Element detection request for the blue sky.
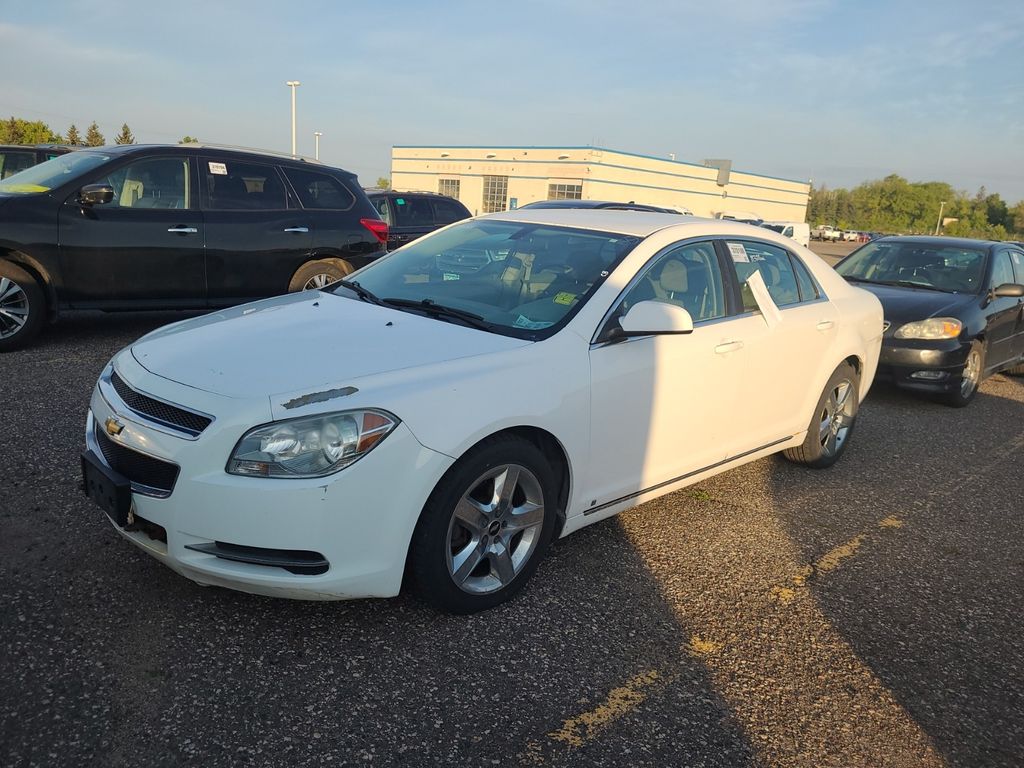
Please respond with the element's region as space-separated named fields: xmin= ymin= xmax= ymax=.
xmin=1 ymin=0 xmax=1021 ymax=200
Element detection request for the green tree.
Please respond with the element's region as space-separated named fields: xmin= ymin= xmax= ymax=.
xmin=375 ymin=177 xmax=391 ymax=190
xmin=113 ymin=123 xmax=135 ymax=145
xmin=179 ymin=135 xmax=199 ymax=144
xmin=85 ymin=121 xmax=105 ymax=147
xmin=65 ymin=124 xmax=82 ymax=145
xmin=0 ymin=116 xmax=60 ymax=144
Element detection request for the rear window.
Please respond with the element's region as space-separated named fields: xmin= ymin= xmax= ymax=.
xmin=393 ymin=195 xmax=435 ymax=226
xmin=0 ymin=151 xmax=36 ymax=180
xmin=284 ymin=168 xmax=356 ymax=210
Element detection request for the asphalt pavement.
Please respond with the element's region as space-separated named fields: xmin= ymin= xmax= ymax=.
xmin=2 ymin=302 xmax=1022 ymax=768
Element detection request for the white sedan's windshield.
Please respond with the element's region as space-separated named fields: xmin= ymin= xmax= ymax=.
xmin=0 ymin=151 xmax=111 ymax=195
xmin=336 ymin=220 xmax=640 ymax=338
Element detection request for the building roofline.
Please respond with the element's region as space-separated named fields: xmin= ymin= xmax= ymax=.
xmin=391 ymin=144 xmax=808 ymax=186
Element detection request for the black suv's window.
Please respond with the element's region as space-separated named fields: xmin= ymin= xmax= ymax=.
xmin=727 ymin=240 xmax=802 ymax=309
xmin=97 ymin=157 xmax=191 ymax=209
xmin=0 ymin=151 xmax=109 ymax=194
xmin=393 ymin=195 xmax=434 ymax=226
xmin=0 ymin=151 xmax=35 ymax=180
xmin=370 ymin=196 xmax=391 ymax=224
xmin=432 ymin=197 xmax=467 ymax=225
xmin=283 ymin=168 xmax=355 ymax=210
xmin=204 ymin=159 xmax=287 ymax=210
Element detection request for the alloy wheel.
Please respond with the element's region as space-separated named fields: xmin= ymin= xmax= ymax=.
xmin=445 ymin=464 xmax=546 ymax=595
xmin=818 ymin=379 xmax=855 ymax=457
xmin=303 ymin=273 xmax=337 ymax=290
xmin=0 ymin=277 xmax=29 ymax=340
xmin=961 ymin=349 xmax=981 ymax=398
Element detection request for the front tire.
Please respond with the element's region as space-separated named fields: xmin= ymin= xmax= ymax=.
xmin=784 ymin=362 xmax=860 ymax=468
xmin=943 ymin=341 xmax=984 ymax=408
xmin=288 ymin=259 xmax=353 ymax=292
xmin=408 ymin=435 xmax=558 ymax=614
xmin=0 ymin=259 xmax=46 ymax=352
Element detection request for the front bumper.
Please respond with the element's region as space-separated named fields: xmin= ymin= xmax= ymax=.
xmin=874 ymin=337 xmax=971 ymax=394
xmin=85 ymin=361 xmax=454 ymax=601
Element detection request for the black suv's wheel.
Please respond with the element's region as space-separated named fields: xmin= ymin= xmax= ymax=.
xmin=784 ymin=361 xmax=860 ymax=469
xmin=0 ymin=259 xmax=45 ymax=352
xmin=288 ymin=259 xmax=353 ymax=292
xmin=943 ymin=341 xmax=984 ymax=408
xmin=408 ymin=435 xmax=558 ymax=614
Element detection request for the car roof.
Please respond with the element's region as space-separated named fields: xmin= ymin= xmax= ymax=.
xmin=485 ymin=208 xmax=775 ymax=239
xmin=521 ymin=199 xmax=679 ymax=213
xmin=874 ymin=235 xmax=997 ymax=250
xmin=364 ymin=189 xmax=454 ymax=198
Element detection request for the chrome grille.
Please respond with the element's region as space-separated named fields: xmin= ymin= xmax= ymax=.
xmin=111 ymin=371 xmax=212 ymax=436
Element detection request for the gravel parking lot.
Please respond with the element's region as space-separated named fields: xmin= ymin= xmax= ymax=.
xmin=2 ymin=295 xmax=1022 ymax=767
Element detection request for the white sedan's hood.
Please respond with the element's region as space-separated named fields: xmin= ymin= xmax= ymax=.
xmin=131 ymin=291 xmax=529 ymax=399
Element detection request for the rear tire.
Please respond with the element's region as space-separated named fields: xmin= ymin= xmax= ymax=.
xmin=784 ymin=362 xmax=860 ymax=469
xmin=408 ymin=435 xmax=558 ymax=614
xmin=288 ymin=259 xmax=353 ymax=292
xmin=0 ymin=259 xmax=46 ymax=352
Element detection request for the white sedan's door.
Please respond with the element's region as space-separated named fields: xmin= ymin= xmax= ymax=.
xmin=585 ymin=241 xmax=743 ymax=510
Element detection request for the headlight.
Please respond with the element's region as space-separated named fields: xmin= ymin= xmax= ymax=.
xmin=227 ymin=409 xmax=398 ymax=478
xmin=893 ymin=317 xmax=962 ymax=340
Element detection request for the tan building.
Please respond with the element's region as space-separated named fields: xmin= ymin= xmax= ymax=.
xmin=390 ymin=145 xmax=810 ymax=222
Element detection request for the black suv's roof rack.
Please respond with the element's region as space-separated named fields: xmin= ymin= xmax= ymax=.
xmin=179 ymin=142 xmax=323 ymax=164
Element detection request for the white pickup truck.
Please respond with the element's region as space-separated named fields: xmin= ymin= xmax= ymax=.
xmin=811 ymin=224 xmax=841 ymax=241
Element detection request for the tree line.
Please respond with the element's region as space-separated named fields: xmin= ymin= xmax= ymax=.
xmin=808 ymin=174 xmax=1023 ymax=240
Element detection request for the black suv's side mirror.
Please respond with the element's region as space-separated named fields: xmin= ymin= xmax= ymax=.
xmin=78 ymin=184 xmax=114 ymax=206
xmin=990 ymin=283 xmax=1024 ymax=300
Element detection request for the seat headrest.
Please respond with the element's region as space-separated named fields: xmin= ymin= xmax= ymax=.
xmin=659 ymin=260 xmax=689 ymax=293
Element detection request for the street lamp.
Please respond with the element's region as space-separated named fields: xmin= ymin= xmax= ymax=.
xmin=286 ymin=80 xmax=301 ymax=156
xmin=934 ymin=201 xmax=946 ymax=236
xmin=314 ymin=131 xmax=323 ymax=161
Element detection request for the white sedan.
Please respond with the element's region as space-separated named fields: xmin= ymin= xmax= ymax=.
xmin=82 ymin=210 xmax=883 ymax=613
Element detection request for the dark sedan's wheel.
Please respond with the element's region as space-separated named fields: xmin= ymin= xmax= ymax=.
xmin=943 ymin=341 xmax=984 ymax=408
xmin=783 ymin=362 xmax=860 ymax=469
xmin=0 ymin=259 xmax=45 ymax=352
xmin=408 ymin=435 xmax=557 ymax=614
xmin=288 ymin=259 xmax=353 ymax=292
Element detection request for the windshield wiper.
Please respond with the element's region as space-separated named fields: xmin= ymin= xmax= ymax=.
xmin=381 ymin=298 xmax=493 ymax=331
xmin=873 ymin=280 xmax=950 ymax=292
xmin=337 ymin=279 xmax=385 ymax=305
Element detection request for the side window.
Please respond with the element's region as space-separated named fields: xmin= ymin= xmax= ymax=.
xmin=1009 ymin=250 xmax=1024 ymax=284
xmin=619 ymin=241 xmax=725 ymax=323
xmin=393 ymin=196 xmax=434 ymax=226
xmin=0 ymin=151 xmax=36 ymax=179
xmin=727 ymin=241 xmax=801 ymax=310
xmin=790 ymin=253 xmax=821 ymax=302
xmin=204 ymin=159 xmax=287 ymax=210
xmin=371 ymin=197 xmax=392 ymax=225
xmin=283 ymin=168 xmax=355 ymax=210
xmin=432 ymin=197 xmax=467 ymax=225
xmin=990 ymin=251 xmax=1016 ymax=289
xmin=96 ymin=157 xmax=190 ymax=209
xmin=783 ymin=226 xmax=794 ymax=237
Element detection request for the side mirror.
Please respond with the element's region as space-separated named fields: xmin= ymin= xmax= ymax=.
xmin=78 ymin=184 xmax=114 ymax=206
xmin=991 ymin=283 xmax=1024 ymax=299
xmin=618 ymin=300 xmax=694 ymax=337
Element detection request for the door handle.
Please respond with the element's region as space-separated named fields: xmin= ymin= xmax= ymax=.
xmin=714 ymin=340 xmax=744 ymax=354
xmin=167 ymin=226 xmax=198 ymax=234
xmin=284 ymin=226 xmax=309 ymax=233
xmin=816 ymin=320 xmax=835 ymax=331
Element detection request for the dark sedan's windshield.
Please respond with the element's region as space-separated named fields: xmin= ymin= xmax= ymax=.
xmin=836 ymin=241 xmax=987 ymax=294
xmin=331 ymin=220 xmax=640 ymax=338
xmin=0 ymin=151 xmax=111 ymax=195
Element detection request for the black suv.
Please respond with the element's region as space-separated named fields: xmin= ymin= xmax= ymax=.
xmin=0 ymin=144 xmax=387 ymax=350
xmin=0 ymin=144 xmax=75 ymax=180
xmin=365 ymin=190 xmax=471 ymax=251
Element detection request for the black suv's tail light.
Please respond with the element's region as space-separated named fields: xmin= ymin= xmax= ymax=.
xmin=360 ymin=218 xmax=389 ymax=246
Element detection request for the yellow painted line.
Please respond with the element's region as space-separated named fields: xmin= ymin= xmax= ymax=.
xmin=879 ymin=516 xmax=904 ymax=528
xmin=547 ymin=670 xmax=662 ymax=748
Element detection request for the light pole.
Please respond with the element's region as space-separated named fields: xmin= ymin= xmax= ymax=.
xmin=934 ymin=200 xmax=946 ymax=235
xmin=314 ymin=131 xmax=323 ymax=160
xmin=286 ymin=80 xmax=301 ymax=156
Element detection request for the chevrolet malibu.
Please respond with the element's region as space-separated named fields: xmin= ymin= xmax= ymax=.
xmin=82 ymin=210 xmax=883 ymax=613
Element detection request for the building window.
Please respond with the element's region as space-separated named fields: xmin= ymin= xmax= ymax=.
xmin=482 ymin=175 xmax=508 ymax=213
xmin=548 ymin=182 xmax=582 ymax=200
xmin=438 ymin=178 xmax=460 ymax=199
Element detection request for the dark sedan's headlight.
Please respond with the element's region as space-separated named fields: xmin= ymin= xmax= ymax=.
xmin=893 ymin=317 xmax=962 ymax=340
xmin=227 ymin=410 xmax=398 ymax=478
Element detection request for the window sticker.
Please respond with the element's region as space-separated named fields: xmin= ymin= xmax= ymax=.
xmin=395 ymin=198 xmax=406 ymax=205
xmin=728 ymin=242 xmax=749 ymax=263
xmin=553 ymin=291 xmax=577 ymax=305
xmin=513 ymin=315 xmax=553 ymax=330
xmin=442 ymin=272 xmax=460 ymax=281
xmin=208 ymin=162 xmax=227 ymax=175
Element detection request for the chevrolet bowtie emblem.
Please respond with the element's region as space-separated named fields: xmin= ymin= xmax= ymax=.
xmin=105 ymin=417 xmax=125 ymax=437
